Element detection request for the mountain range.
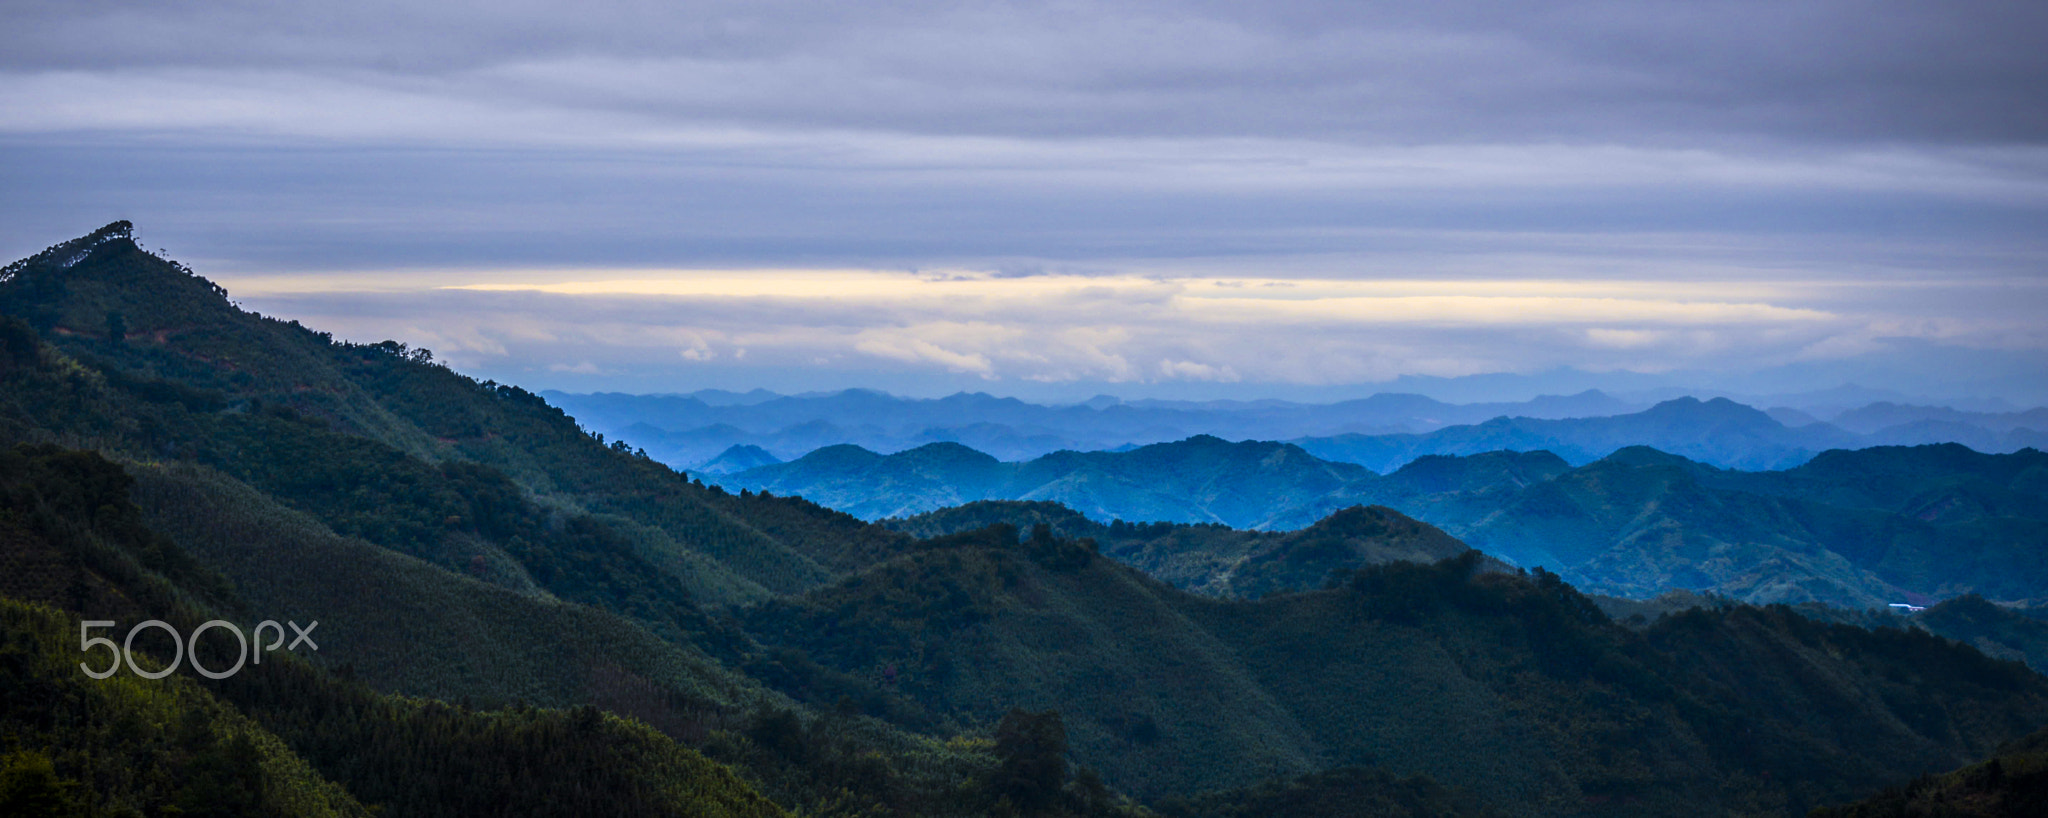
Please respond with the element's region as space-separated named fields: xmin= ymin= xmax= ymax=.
xmin=718 ymin=436 xmax=2048 ymax=609
xmin=4 ymin=223 xmax=2047 ymax=817
xmin=546 ymin=387 xmax=1642 ymax=467
xmin=546 ymin=385 xmax=2047 ymax=473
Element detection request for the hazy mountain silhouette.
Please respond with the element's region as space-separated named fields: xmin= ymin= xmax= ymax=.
xmin=552 ymin=387 xmax=2044 ymax=474
xmin=547 ymin=387 xmax=1651 ymax=465
xmin=699 ymin=443 xmax=783 ymax=474
xmin=1292 ymin=396 xmax=1863 ymax=472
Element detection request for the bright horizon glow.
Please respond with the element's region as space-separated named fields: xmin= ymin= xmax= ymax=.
xmin=434 ymin=272 xmax=1836 ymax=326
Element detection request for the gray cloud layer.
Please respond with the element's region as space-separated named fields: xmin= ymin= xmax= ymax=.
xmin=2 ymin=1 xmax=2044 ymax=401
xmin=8 ymin=0 xmax=2046 ymax=145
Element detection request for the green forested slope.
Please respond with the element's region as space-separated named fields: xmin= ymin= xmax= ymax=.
xmin=124 ymin=458 xmax=759 ymax=710
xmin=1 ymin=599 xmax=373 ymax=818
xmin=0 ymin=442 xmax=790 ymax=818
xmin=743 ymin=525 xmax=1323 ymax=799
xmin=0 ymin=448 xmax=1147 ymax=815
xmin=0 ymin=222 xmax=895 ymax=605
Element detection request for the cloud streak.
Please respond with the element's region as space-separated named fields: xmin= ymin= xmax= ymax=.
xmin=215 ymin=265 xmax=2011 ymax=396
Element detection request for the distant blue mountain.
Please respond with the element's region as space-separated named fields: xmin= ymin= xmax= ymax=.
xmin=1291 ymin=396 xmax=1861 ymax=472
xmin=550 ymin=388 xmax=2044 ymax=474
xmin=697 ymin=443 xmax=782 ymax=475
xmin=545 ymin=387 xmax=1648 ymax=466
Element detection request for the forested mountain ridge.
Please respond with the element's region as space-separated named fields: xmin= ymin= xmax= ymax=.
xmin=0 ymin=221 xmax=909 ymax=605
xmin=889 ymin=499 xmax=2048 ymax=679
xmin=1446 ymin=444 xmax=2048 ymax=608
xmin=732 ymin=434 xmax=2048 ymax=608
xmin=5 ymin=223 xmax=2048 ymax=817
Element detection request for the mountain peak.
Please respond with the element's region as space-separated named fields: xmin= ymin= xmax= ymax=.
xmin=785 ymin=443 xmax=885 ymax=470
xmin=1598 ymin=445 xmax=1707 ymax=470
xmin=1641 ymin=395 xmax=1779 ymax=425
xmin=1301 ymin=504 xmax=1419 ymax=537
xmin=1 ymin=221 xmax=248 ymax=344
xmin=0 ymin=221 xmax=134 ymax=282
xmin=897 ymin=441 xmax=1003 ymax=466
xmin=697 ymin=443 xmax=781 ymax=475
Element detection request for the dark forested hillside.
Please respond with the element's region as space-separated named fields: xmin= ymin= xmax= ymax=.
xmin=744 ymin=526 xmax=2048 ymax=814
xmin=5 ymin=224 xmax=2047 ymax=817
xmin=1915 ymin=595 xmax=2048 ymax=675
xmin=888 ymin=501 xmax=1478 ymax=598
xmin=0 ymin=442 xmax=788 ymax=818
xmin=1809 ymin=723 xmax=2048 ymax=817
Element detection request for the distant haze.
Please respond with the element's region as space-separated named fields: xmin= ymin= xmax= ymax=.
xmin=550 ymin=389 xmax=2048 ymax=473
xmin=2 ymin=1 xmax=2043 ymax=403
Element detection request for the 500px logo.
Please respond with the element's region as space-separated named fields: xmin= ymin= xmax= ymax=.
xmin=79 ymin=619 xmax=319 ymax=680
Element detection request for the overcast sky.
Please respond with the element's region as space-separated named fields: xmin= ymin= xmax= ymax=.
xmin=3 ymin=0 xmax=2044 ymax=403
